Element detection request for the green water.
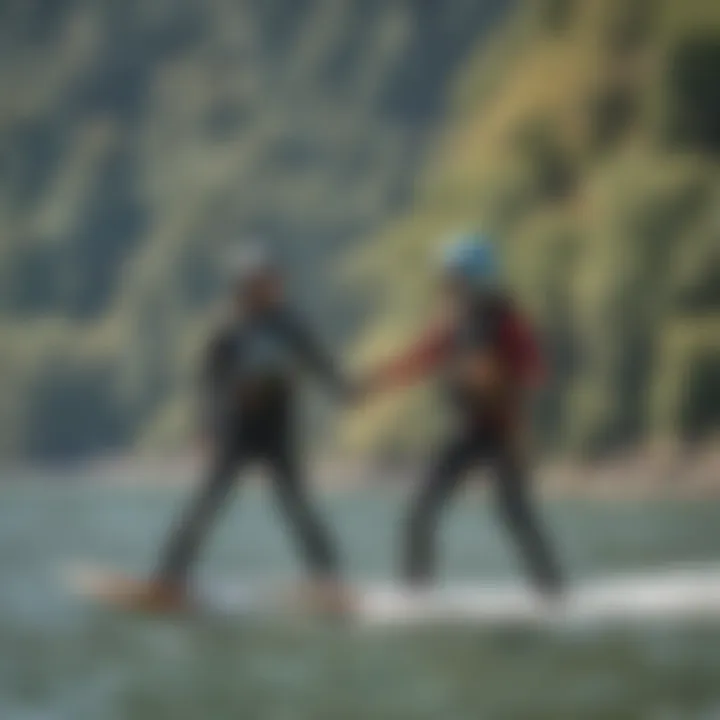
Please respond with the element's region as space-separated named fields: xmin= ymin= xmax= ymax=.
xmin=2 ymin=475 xmax=720 ymax=719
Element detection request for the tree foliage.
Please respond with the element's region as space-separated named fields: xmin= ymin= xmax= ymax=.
xmin=347 ymin=0 xmax=720 ymax=457
xmin=0 ymin=0 xmax=508 ymax=460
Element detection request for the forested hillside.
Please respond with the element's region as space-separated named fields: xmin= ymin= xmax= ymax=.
xmin=347 ymin=0 xmax=720 ymax=457
xmin=0 ymin=0 xmax=508 ymax=460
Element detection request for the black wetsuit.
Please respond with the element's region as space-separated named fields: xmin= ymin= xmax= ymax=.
xmin=157 ymin=306 xmax=347 ymax=586
xmin=405 ymin=298 xmax=563 ymax=593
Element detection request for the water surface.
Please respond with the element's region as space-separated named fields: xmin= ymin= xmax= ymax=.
xmin=1 ymin=475 xmax=720 ymax=719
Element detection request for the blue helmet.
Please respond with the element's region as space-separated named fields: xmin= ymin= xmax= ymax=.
xmin=440 ymin=231 xmax=499 ymax=290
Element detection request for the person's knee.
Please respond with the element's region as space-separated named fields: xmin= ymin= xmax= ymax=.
xmin=497 ymin=488 xmax=530 ymax=528
xmin=407 ymin=497 xmax=436 ymax=539
xmin=277 ymin=485 xmax=323 ymax=534
xmin=279 ymin=483 xmax=314 ymax=521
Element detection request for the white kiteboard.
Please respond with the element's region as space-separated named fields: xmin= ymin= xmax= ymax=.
xmin=64 ymin=562 xmax=720 ymax=627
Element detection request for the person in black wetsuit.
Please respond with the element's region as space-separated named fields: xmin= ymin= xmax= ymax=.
xmin=142 ymin=245 xmax=351 ymax=607
xmin=366 ymin=233 xmax=563 ymax=596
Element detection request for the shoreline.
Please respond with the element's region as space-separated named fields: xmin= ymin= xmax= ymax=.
xmin=2 ymin=441 xmax=719 ymax=500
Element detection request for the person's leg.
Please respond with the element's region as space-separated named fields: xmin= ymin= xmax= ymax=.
xmin=404 ymin=434 xmax=477 ymax=585
xmin=492 ymin=448 xmax=563 ymax=595
xmin=265 ymin=445 xmax=339 ymax=580
xmin=154 ymin=444 xmax=244 ymax=587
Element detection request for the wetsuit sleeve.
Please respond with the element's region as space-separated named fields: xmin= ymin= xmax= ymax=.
xmin=281 ymin=311 xmax=351 ymax=399
xmin=371 ymin=323 xmax=452 ymax=391
xmin=198 ymin=328 xmax=235 ymax=437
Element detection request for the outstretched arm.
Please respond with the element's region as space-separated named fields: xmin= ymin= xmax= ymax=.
xmin=368 ymin=322 xmax=452 ymax=393
xmin=281 ymin=310 xmax=352 ymax=400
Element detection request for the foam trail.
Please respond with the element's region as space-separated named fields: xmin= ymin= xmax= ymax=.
xmin=64 ymin=562 xmax=720 ymax=628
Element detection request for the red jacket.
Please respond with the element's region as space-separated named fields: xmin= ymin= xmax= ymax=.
xmin=374 ymin=305 xmax=546 ymax=391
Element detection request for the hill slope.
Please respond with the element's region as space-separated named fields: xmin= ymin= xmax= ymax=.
xmin=347 ymin=0 xmax=720 ymax=457
xmin=0 ymin=0 xmax=508 ymax=460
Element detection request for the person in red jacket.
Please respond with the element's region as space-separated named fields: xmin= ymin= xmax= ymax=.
xmin=367 ymin=233 xmax=563 ymax=595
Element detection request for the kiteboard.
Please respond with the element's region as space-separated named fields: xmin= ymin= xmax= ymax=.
xmin=64 ymin=562 xmax=720 ymax=627
xmin=64 ymin=563 xmax=354 ymax=617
